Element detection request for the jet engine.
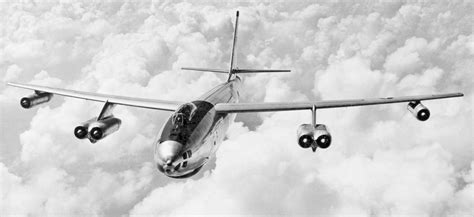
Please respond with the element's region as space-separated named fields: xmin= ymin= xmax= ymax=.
xmin=20 ymin=91 xmax=53 ymax=109
xmin=297 ymin=124 xmax=332 ymax=151
xmin=88 ymin=116 xmax=122 ymax=141
xmin=74 ymin=117 xmax=97 ymax=139
xmin=297 ymin=124 xmax=315 ymax=148
xmin=313 ymin=124 xmax=332 ymax=149
xmin=407 ymin=101 xmax=430 ymax=121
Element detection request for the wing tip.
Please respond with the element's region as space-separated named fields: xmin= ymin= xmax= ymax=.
xmin=6 ymin=81 xmax=22 ymax=87
xmin=446 ymin=92 xmax=464 ymax=98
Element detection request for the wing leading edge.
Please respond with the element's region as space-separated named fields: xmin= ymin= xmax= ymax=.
xmin=7 ymin=82 xmax=183 ymax=111
xmin=214 ymin=93 xmax=464 ymax=113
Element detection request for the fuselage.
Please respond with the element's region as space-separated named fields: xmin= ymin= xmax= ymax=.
xmin=154 ymin=77 xmax=240 ymax=178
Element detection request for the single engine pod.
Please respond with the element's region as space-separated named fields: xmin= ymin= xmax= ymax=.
xmin=20 ymin=92 xmax=53 ymax=109
xmin=297 ymin=124 xmax=315 ymax=148
xmin=88 ymin=117 xmax=122 ymax=141
xmin=407 ymin=101 xmax=430 ymax=121
xmin=90 ymin=127 xmax=103 ymax=140
xmin=314 ymin=124 xmax=332 ymax=149
xmin=74 ymin=126 xmax=88 ymax=139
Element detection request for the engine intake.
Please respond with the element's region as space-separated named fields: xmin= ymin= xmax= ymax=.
xmin=297 ymin=124 xmax=332 ymax=151
xmin=88 ymin=116 xmax=121 ymax=141
xmin=407 ymin=101 xmax=430 ymax=121
xmin=314 ymin=124 xmax=332 ymax=149
xmin=20 ymin=91 xmax=53 ymax=109
xmin=297 ymin=124 xmax=314 ymax=149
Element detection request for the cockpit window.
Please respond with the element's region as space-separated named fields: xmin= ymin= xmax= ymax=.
xmin=172 ymin=103 xmax=197 ymax=126
xmin=173 ymin=113 xmax=185 ymax=127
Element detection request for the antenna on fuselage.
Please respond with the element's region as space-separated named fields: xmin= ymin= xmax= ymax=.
xmin=227 ymin=10 xmax=240 ymax=82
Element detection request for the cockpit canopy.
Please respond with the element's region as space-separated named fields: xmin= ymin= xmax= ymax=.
xmin=159 ymin=100 xmax=215 ymax=146
xmin=172 ymin=103 xmax=197 ymax=127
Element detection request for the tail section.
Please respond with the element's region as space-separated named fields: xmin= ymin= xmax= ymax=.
xmin=181 ymin=11 xmax=291 ymax=81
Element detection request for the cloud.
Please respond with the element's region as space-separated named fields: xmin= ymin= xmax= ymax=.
xmin=384 ymin=37 xmax=428 ymax=75
xmin=315 ymin=56 xmax=386 ymax=99
xmin=0 ymin=161 xmax=155 ymax=215
xmin=2 ymin=64 xmax=23 ymax=82
xmin=0 ymin=1 xmax=472 ymax=216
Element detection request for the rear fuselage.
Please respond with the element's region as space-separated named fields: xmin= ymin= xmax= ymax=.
xmin=154 ymin=77 xmax=240 ymax=178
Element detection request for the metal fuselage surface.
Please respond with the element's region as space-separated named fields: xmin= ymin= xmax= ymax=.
xmin=154 ymin=77 xmax=240 ymax=178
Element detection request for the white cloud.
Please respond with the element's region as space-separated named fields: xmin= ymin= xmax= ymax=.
xmin=3 ymin=64 xmax=23 ymax=82
xmin=0 ymin=1 xmax=472 ymax=216
xmin=4 ymin=39 xmax=46 ymax=61
xmin=384 ymin=37 xmax=428 ymax=75
xmin=315 ymin=56 xmax=386 ymax=99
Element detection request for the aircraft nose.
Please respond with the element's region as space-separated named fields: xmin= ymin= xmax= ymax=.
xmin=155 ymin=140 xmax=183 ymax=173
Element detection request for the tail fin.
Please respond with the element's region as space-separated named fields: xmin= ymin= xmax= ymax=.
xmin=227 ymin=11 xmax=240 ymax=81
xmin=181 ymin=11 xmax=291 ymax=81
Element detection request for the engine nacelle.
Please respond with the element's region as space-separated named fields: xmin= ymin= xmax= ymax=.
xmin=297 ymin=124 xmax=315 ymax=149
xmin=74 ymin=117 xmax=97 ymax=139
xmin=297 ymin=124 xmax=332 ymax=150
xmin=407 ymin=101 xmax=430 ymax=121
xmin=88 ymin=117 xmax=121 ymax=141
xmin=20 ymin=91 xmax=53 ymax=109
xmin=314 ymin=124 xmax=331 ymax=149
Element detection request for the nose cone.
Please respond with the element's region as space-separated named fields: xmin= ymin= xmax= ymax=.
xmin=155 ymin=140 xmax=183 ymax=173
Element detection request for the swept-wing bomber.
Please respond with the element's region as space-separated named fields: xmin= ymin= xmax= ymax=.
xmin=8 ymin=11 xmax=463 ymax=178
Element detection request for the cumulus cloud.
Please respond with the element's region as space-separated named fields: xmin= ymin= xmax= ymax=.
xmin=2 ymin=64 xmax=23 ymax=82
xmin=0 ymin=1 xmax=472 ymax=216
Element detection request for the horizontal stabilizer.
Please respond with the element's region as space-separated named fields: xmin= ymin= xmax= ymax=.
xmin=181 ymin=67 xmax=291 ymax=74
xmin=233 ymin=69 xmax=291 ymax=73
xmin=181 ymin=67 xmax=228 ymax=74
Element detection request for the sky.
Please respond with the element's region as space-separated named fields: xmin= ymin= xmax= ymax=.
xmin=0 ymin=0 xmax=472 ymax=216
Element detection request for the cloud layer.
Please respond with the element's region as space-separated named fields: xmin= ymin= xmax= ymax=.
xmin=0 ymin=1 xmax=472 ymax=216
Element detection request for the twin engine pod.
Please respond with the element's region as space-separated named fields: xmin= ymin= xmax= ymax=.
xmin=74 ymin=116 xmax=122 ymax=142
xmin=20 ymin=91 xmax=53 ymax=109
xmin=297 ymin=124 xmax=332 ymax=152
xmin=407 ymin=101 xmax=430 ymax=121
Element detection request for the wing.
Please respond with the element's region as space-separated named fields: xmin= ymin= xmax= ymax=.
xmin=8 ymin=82 xmax=183 ymax=111
xmin=215 ymin=93 xmax=464 ymax=113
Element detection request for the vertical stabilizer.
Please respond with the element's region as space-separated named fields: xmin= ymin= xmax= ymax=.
xmin=227 ymin=11 xmax=239 ymax=81
xmin=181 ymin=11 xmax=290 ymax=78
